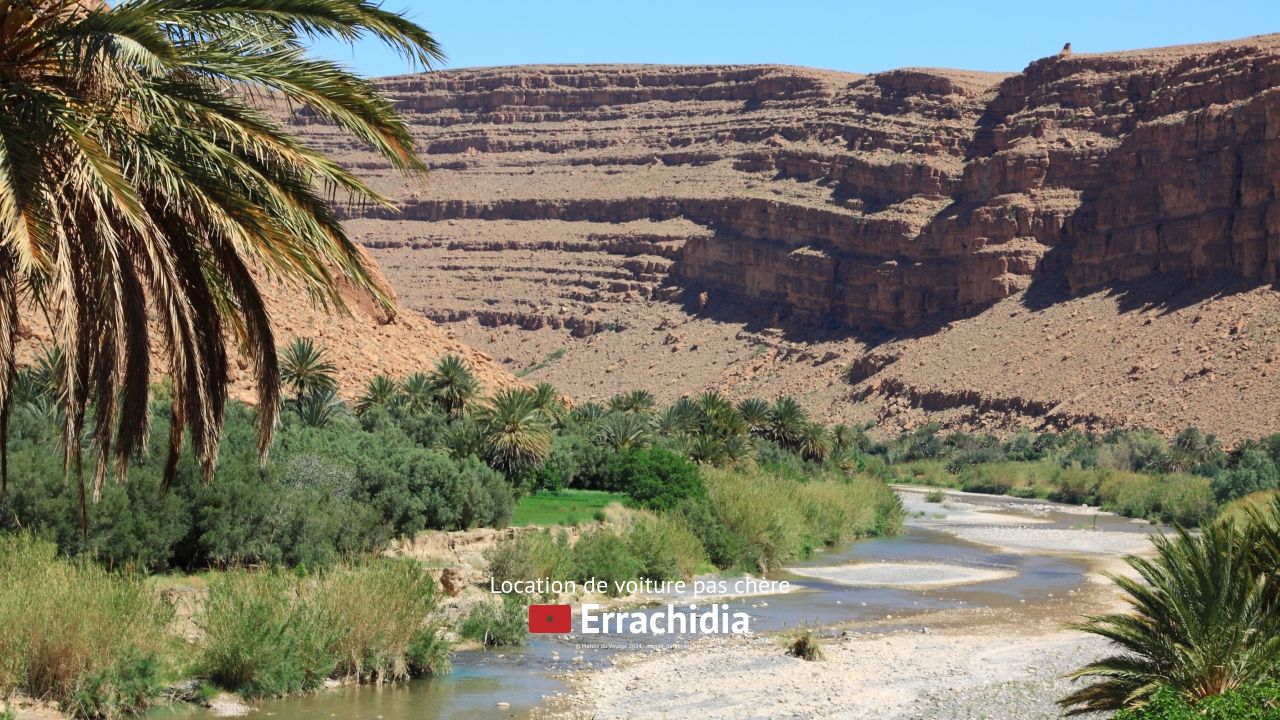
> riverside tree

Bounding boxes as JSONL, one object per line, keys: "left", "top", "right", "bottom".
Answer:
{"left": 0, "top": 0, "right": 443, "bottom": 513}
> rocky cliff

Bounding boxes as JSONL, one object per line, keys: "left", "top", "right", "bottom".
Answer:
{"left": 296, "top": 36, "right": 1280, "bottom": 440}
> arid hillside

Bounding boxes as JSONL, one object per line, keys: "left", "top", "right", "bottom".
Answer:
{"left": 295, "top": 35, "right": 1280, "bottom": 441}
{"left": 15, "top": 247, "right": 524, "bottom": 403}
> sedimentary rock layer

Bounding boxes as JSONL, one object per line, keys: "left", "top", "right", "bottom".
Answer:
{"left": 288, "top": 37, "right": 1280, "bottom": 439}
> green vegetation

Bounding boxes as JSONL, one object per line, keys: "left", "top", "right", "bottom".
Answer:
{"left": 0, "top": 0, "right": 442, "bottom": 510}
{"left": 0, "top": 536, "right": 171, "bottom": 719}
{"left": 924, "top": 489, "right": 947, "bottom": 503}
{"left": 458, "top": 595, "right": 529, "bottom": 647}
{"left": 784, "top": 626, "right": 824, "bottom": 662}
{"left": 199, "top": 559, "right": 448, "bottom": 698}
{"left": 1063, "top": 497, "right": 1280, "bottom": 715}
{"left": 877, "top": 424, "right": 1280, "bottom": 526}
{"left": 1111, "top": 684, "right": 1280, "bottom": 719}
{"left": 512, "top": 489, "right": 629, "bottom": 526}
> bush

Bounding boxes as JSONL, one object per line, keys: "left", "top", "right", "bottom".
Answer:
{"left": 199, "top": 559, "right": 451, "bottom": 697}
{"left": 485, "top": 531, "right": 574, "bottom": 597}
{"left": 572, "top": 531, "right": 642, "bottom": 595}
{"left": 924, "top": 490, "right": 946, "bottom": 503}
{"left": 784, "top": 626, "right": 823, "bottom": 661}
{"left": 603, "top": 448, "right": 705, "bottom": 511}
{"left": 1112, "top": 684, "right": 1280, "bottom": 719}
{"left": 0, "top": 535, "right": 172, "bottom": 719}
{"left": 458, "top": 595, "right": 529, "bottom": 647}
{"left": 0, "top": 398, "right": 518, "bottom": 573}
{"left": 625, "top": 514, "right": 706, "bottom": 581}
{"left": 699, "top": 468, "right": 900, "bottom": 572}
{"left": 1213, "top": 448, "right": 1280, "bottom": 504}
{"left": 316, "top": 559, "right": 446, "bottom": 683}
{"left": 198, "top": 571, "right": 340, "bottom": 697}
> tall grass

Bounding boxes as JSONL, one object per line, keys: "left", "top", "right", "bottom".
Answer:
{"left": 900, "top": 460, "right": 1217, "bottom": 526}
{"left": 198, "top": 571, "right": 339, "bottom": 698}
{"left": 458, "top": 594, "right": 528, "bottom": 647}
{"left": 0, "top": 535, "right": 172, "bottom": 719}
{"left": 317, "top": 559, "right": 447, "bottom": 683}
{"left": 703, "top": 468, "right": 902, "bottom": 571}
{"left": 485, "top": 530, "right": 574, "bottom": 596}
{"left": 625, "top": 512, "right": 706, "bottom": 580}
{"left": 198, "top": 559, "right": 450, "bottom": 697}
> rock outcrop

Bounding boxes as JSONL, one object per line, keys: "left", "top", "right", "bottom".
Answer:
{"left": 291, "top": 36, "right": 1280, "bottom": 440}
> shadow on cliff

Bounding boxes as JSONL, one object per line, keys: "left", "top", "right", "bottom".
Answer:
{"left": 1022, "top": 250, "right": 1276, "bottom": 317}
{"left": 669, "top": 284, "right": 953, "bottom": 348}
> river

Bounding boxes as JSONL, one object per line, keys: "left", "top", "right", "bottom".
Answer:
{"left": 151, "top": 490, "right": 1158, "bottom": 719}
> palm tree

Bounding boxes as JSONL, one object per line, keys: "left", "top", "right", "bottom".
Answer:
{"left": 475, "top": 389, "right": 551, "bottom": 476}
{"left": 0, "top": 0, "right": 442, "bottom": 502}
{"left": 685, "top": 434, "right": 724, "bottom": 465}
{"left": 737, "top": 398, "right": 770, "bottom": 437}
{"left": 426, "top": 354, "right": 478, "bottom": 418}
{"left": 355, "top": 374, "right": 398, "bottom": 416}
{"left": 293, "top": 388, "right": 345, "bottom": 428}
{"left": 654, "top": 404, "right": 692, "bottom": 437}
{"left": 569, "top": 402, "right": 606, "bottom": 425}
{"left": 767, "top": 397, "right": 808, "bottom": 450}
{"left": 439, "top": 416, "right": 485, "bottom": 460}
{"left": 608, "top": 389, "right": 655, "bottom": 414}
{"left": 280, "top": 338, "right": 337, "bottom": 404}
{"left": 797, "top": 423, "right": 831, "bottom": 463}
{"left": 1060, "top": 522, "right": 1280, "bottom": 714}
{"left": 529, "top": 382, "right": 566, "bottom": 425}
{"left": 399, "top": 373, "right": 435, "bottom": 415}
{"left": 594, "top": 411, "right": 652, "bottom": 452}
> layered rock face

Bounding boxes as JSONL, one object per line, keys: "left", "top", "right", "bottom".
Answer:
{"left": 289, "top": 37, "right": 1280, "bottom": 440}
{"left": 313, "top": 38, "right": 1280, "bottom": 335}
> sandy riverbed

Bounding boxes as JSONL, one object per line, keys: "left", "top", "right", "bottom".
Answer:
{"left": 541, "top": 488, "right": 1151, "bottom": 720}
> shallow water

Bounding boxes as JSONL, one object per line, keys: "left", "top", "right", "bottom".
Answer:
{"left": 154, "top": 493, "right": 1158, "bottom": 720}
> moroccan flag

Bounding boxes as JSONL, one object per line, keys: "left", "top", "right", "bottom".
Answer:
{"left": 528, "top": 604, "right": 572, "bottom": 633}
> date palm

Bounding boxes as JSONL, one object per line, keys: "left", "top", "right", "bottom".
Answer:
{"left": 736, "top": 398, "right": 770, "bottom": 436}
{"left": 1061, "top": 522, "right": 1280, "bottom": 714}
{"left": 608, "top": 389, "right": 655, "bottom": 415}
{"left": 0, "top": 0, "right": 442, "bottom": 505}
{"left": 594, "top": 411, "right": 651, "bottom": 452}
{"left": 797, "top": 422, "right": 830, "bottom": 463}
{"left": 355, "top": 374, "right": 397, "bottom": 416}
{"left": 475, "top": 389, "right": 551, "bottom": 476}
{"left": 398, "top": 372, "right": 434, "bottom": 415}
{"left": 766, "top": 397, "right": 808, "bottom": 450}
{"left": 279, "top": 337, "right": 336, "bottom": 404}
{"left": 426, "top": 354, "right": 477, "bottom": 418}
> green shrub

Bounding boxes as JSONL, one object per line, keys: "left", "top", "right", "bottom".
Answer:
{"left": 458, "top": 595, "right": 529, "bottom": 647}
{"left": 604, "top": 448, "right": 705, "bottom": 511}
{"left": 1112, "top": 684, "right": 1280, "bottom": 719}
{"left": 572, "top": 531, "right": 642, "bottom": 595}
{"left": 0, "top": 536, "right": 172, "bottom": 719}
{"left": 625, "top": 514, "right": 706, "bottom": 581}
{"left": 924, "top": 490, "right": 947, "bottom": 503}
{"left": 701, "top": 468, "right": 901, "bottom": 572}
{"left": 198, "top": 571, "right": 340, "bottom": 697}
{"left": 1214, "top": 448, "right": 1280, "bottom": 504}
{"left": 703, "top": 469, "right": 804, "bottom": 572}
{"left": 485, "top": 530, "right": 574, "bottom": 596}
{"left": 316, "top": 559, "right": 446, "bottom": 683}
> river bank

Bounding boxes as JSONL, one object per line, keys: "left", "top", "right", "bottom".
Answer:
{"left": 539, "top": 487, "right": 1156, "bottom": 719}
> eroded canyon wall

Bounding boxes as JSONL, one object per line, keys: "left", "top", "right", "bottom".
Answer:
{"left": 308, "top": 36, "right": 1280, "bottom": 336}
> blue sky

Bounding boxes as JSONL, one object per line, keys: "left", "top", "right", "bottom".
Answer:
{"left": 314, "top": 1, "right": 1280, "bottom": 77}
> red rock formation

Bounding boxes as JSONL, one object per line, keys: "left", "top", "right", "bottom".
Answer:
{"left": 284, "top": 38, "right": 1280, "bottom": 441}
{"left": 317, "top": 39, "right": 1280, "bottom": 336}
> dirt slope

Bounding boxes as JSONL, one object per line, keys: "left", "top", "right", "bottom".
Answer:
{"left": 15, "top": 247, "right": 523, "bottom": 403}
